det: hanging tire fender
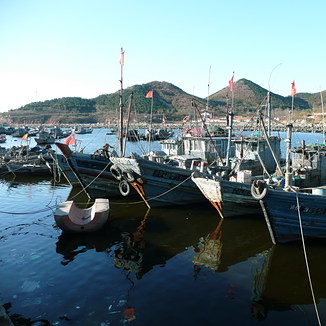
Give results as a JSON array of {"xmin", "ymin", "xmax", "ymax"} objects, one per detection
[
  {"xmin": 251, "ymin": 180, "xmax": 267, "ymax": 200},
  {"xmin": 119, "ymin": 180, "xmax": 130, "ymax": 196},
  {"xmin": 110, "ymin": 165, "xmax": 122, "ymax": 180}
]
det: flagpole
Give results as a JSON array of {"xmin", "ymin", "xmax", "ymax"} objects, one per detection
[
  {"xmin": 321, "ymin": 88, "xmax": 325, "ymax": 143},
  {"xmin": 148, "ymin": 91, "xmax": 154, "ymax": 154},
  {"xmin": 290, "ymin": 81, "xmax": 296, "ymax": 122},
  {"xmin": 119, "ymin": 48, "xmax": 124, "ymax": 157},
  {"xmin": 206, "ymin": 66, "xmax": 211, "ymax": 125},
  {"xmin": 231, "ymin": 72, "xmax": 234, "ymax": 110},
  {"xmin": 291, "ymin": 94, "xmax": 294, "ymax": 122}
]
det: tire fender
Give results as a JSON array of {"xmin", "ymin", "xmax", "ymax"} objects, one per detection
[
  {"xmin": 251, "ymin": 180, "xmax": 267, "ymax": 200},
  {"xmin": 110, "ymin": 165, "xmax": 122, "ymax": 180},
  {"xmin": 119, "ymin": 180, "xmax": 130, "ymax": 196}
]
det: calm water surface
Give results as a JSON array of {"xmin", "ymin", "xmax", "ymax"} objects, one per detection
[{"xmin": 0, "ymin": 129, "xmax": 325, "ymax": 325}]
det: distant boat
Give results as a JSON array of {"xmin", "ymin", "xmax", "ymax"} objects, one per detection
[
  {"xmin": 75, "ymin": 126, "xmax": 93, "ymax": 134},
  {"xmin": 141, "ymin": 128, "xmax": 174, "ymax": 141},
  {"xmin": 54, "ymin": 198, "xmax": 110, "ymax": 233},
  {"xmin": 50, "ymin": 126, "xmax": 72, "ymax": 139},
  {"xmin": 35, "ymin": 130, "xmax": 56, "ymax": 145},
  {"xmin": 0, "ymin": 134, "xmax": 6, "ymax": 143},
  {"xmin": 12, "ymin": 127, "xmax": 29, "ymax": 137},
  {"xmin": 0, "ymin": 161, "xmax": 52, "ymax": 176}
]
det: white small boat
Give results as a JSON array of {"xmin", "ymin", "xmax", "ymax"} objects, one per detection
[{"xmin": 54, "ymin": 199, "xmax": 110, "ymax": 233}]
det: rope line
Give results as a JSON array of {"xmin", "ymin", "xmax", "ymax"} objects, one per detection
[
  {"xmin": 146, "ymin": 174, "xmax": 193, "ymax": 202},
  {"xmin": 295, "ymin": 193, "xmax": 322, "ymax": 326}
]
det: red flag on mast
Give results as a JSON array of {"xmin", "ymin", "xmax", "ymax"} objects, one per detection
[
  {"xmin": 120, "ymin": 48, "xmax": 125, "ymax": 65},
  {"xmin": 228, "ymin": 74, "xmax": 234, "ymax": 92},
  {"xmin": 64, "ymin": 133, "xmax": 76, "ymax": 145},
  {"xmin": 291, "ymin": 81, "xmax": 296, "ymax": 97},
  {"xmin": 146, "ymin": 90, "xmax": 153, "ymax": 98}
]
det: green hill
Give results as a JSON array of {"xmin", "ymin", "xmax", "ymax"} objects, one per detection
[{"xmin": 3, "ymin": 79, "xmax": 324, "ymax": 124}]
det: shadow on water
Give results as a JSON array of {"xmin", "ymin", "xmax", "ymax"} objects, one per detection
[
  {"xmin": 56, "ymin": 187, "xmax": 272, "ymax": 280},
  {"xmin": 252, "ymin": 242, "xmax": 326, "ymax": 321},
  {"xmin": 4, "ymin": 183, "xmax": 326, "ymax": 325}
]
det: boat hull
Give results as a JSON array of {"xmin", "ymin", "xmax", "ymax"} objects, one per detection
[
  {"xmin": 256, "ymin": 187, "xmax": 326, "ymax": 243},
  {"xmin": 192, "ymin": 176, "xmax": 260, "ymax": 217},
  {"xmin": 111, "ymin": 155, "xmax": 206, "ymax": 207},
  {"xmin": 54, "ymin": 144, "xmax": 125, "ymax": 198}
]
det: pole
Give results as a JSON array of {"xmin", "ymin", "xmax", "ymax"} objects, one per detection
[
  {"xmin": 119, "ymin": 48, "xmax": 124, "ymax": 157},
  {"xmin": 225, "ymin": 111, "xmax": 234, "ymax": 168},
  {"xmin": 148, "ymin": 93, "xmax": 154, "ymax": 154},
  {"xmin": 123, "ymin": 92, "xmax": 134, "ymax": 157},
  {"xmin": 267, "ymin": 91, "xmax": 272, "ymax": 136},
  {"xmin": 320, "ymin": 89, "xmax": 325, "ymax": 143},
  {"xmin": 284, "ymin": 123, "xmax": 293, "ymax": 189}
]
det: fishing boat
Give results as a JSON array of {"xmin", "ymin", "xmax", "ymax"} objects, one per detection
[
  {"xmin": 54, "ymin": 198, "xmax": 110, "ymax": 233},
  {"xmin": 251, "ymin": 180, "xmax": 326, "ymax": 244},
  {"xmin": 54, "ymin": 142, "xmax": 126, "ymax": 198},
  {"xmin": 110, "ymin": 152, "xmax": 208, "ymax": 207},
  {"xmin": 0, "ymin": 161, "xmax": 52, "ymax": 176},
  {"xmin": 0, "ymin": 145, "xmax": 54, "ymax": 176},
  {"xmin": 190, "ymin": 128, "xmax": 282, "ymax": 217},
  {"xmin": 75, "ymin": 126, "xmax": 93, "ymax": 134},
  {"xmin": 35, "ymin": 130, "xmax": 56, "ymax": 145},
  {"xmin": 0, "ymin": 134, "xmax": 6, "ymax": 143},
  {"xmin": 12, "ymin": 127, "xmax": 29, "ymax": 138},
  {"xmin": 191, "ymin": 172, "xmax": 260, "ymax": 218},
  {"xmin": 251, "ymin": 120, "xmax": 326, "ymax": 243}
]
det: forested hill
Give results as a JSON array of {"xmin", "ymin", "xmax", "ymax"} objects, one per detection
[{"xmin": 3, "ymin": 79, "xmax": 323, "ymax": 123}]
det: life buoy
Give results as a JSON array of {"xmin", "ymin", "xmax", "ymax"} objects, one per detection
[
  {"xmin": 119, "ymin": 180, "xmax": 130, "ymax": 196},
  {"xmin": 123, "ymin": 169, "xmax": 135, "ymax": 182},
  {"xmin": 110, "ymin": 165, "xmax": 122, "ymax": 180},
  {"xmin": 251, "ymin": 180, "xmax": 267, "ymax": 200}
]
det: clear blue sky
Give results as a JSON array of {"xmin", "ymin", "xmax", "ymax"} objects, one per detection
[{"xmin": 1, "ymin": 0, "xmax": 325, "ymax": 112}]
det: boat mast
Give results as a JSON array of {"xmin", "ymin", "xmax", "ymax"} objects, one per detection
[
  {"xmin": 267, "ymin": 62, "xmax": 282, "ymax": 136},
  {"xmin": 205, "ymin": 65, "xmax": 211, "ymax": 127},
  {"xmin": 320, "ymin": 89, "xmax": 325, "ymax": 143},
  {"xmin": 267, "ymin": 91, "xmax": 272, "ymax": 136},
  {"xmin": 284, "ymin": 123, "xmax": 293, "ymax": 189},
  {"xmin": 123, "ymin": 92, "xmax": 134, "ymax": 157},
  {"xmin": 119, "ymin": 48, "xmax": 125, "ymax": 157},
  {"xmin": 225, "ymin": 111, "xmax": 234, "ymax": 168},
  {"xmin": 148, "ymin": 91, "xmax": 154, "ymax": 154}
]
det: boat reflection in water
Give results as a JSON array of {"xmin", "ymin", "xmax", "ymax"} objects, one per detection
[{"xmin": 251, "ymin": 243, "xmax": 326, "ymax": 321}]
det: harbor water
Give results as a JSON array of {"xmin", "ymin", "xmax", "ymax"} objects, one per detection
[{"xmin": 0, "ymin": 128, "xmax": 326, "ymax": 325}]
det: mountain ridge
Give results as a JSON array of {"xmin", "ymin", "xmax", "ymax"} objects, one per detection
[{"xmin": 3, "ymin": 79, "xmax": 324, "ymax": 123}]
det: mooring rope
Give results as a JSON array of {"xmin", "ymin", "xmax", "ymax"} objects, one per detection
[
  {"xmin": 295, "ymin": 193, "xmax": 322, "ymax": 326},
  {"xmin": 146, "ymin": 174, "xmax": 193, "ymax": 202}
]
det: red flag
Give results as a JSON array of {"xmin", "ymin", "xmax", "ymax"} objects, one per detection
[
  {"xmin": 64, "ymin": 133, "xmax": 76, "ymax": 145},
  {"xmin": 228, "ymin": 74, "xmax": 234, "ymax": 92},
  {"xmin": 291, "ymin": 81, "xmax": 296, "ymax": 97},
  {"xmin": 120, "ymin": 48, "xmax": 124, "ymax": 65},
  {"xmin": 146, "ymin": 90, "xmax": 153, "ymax": 98}
]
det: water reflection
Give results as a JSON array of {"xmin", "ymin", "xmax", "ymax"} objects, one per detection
[
  {"xmin": 113, "ymin": 209, "xmax": 149, "ymax": 279},
  {"xmin": 251, "ymin": 243, "xmax": 326, "ymax": 321},
  {"xmin": 193, "ymin": 218, "xmax": 223, "ymax": 272},
  {"xmin": 193, "ymin": 214, "xmax": 270, "ymax": 274}
]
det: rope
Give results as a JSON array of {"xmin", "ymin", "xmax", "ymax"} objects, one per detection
[
  {"xmin": 146, "ymin": 174, "xmax": 193, "ymax": 202},
  {"xmin": 295, "ymin": 193, "xmax": 322, "ymax": 326}
]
